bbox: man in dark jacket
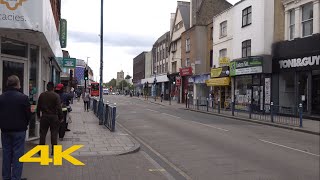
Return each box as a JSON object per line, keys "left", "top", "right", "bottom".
{"left": 0, "top": 75, "right": 31, "bottom": 180}
{"left": 37, "top": 82, "right": 63, "bottom": 155}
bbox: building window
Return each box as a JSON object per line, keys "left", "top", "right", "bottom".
{"left": 186, "top": 38, "right": 190, "bottom": 52}
{"left": 242, "top": 40, "right": 251, "bottom": 58}
{"left": 162, "top": 64, "right": 165, "bottom": 73}
{"left": 289, "top": 9, "right": 295, "bottom": 40}
{"left": 1, "top": 38, "right": 28, "bottom": 58}
{"left": 174, "top": 21, "right": 184, "bottom": 32}
{"left": 302, "top": 3, "right": 313, "bottom": 37}
{"left": 172, "top": 62, "right": 177, "bottom": 73}
{"left": 219, "top": 48, "right": 227, "bottom": 58}
{"left": 171, "top": 41, "right": 177, "bottom": 52}
{"left": 242, "top": 6, "right": 252, "bottom": 27}
{"left": 220, "top": 21, "right": 227, "bottom": 37}
{"left": 186, "top": 58, "right": 190, "bottom": 67}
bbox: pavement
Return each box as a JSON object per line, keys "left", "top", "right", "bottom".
{"left": 132, "top": 96, "right": 320, "bottom": 135}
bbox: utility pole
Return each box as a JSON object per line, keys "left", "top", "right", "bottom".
{"left": 85, "top": 57, "right": 90, "bottom": 92}
{"left": 99, "top": 0, "right": 104, "bottom": 100}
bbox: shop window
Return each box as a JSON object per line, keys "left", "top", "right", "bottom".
{"left": 279, "top": 72, "right": 295, "bottom": 108}
{"left": 1, "top": 38, "right": 28, "bottom": 58}
{"left": 242, "top": 6, "right": 252, "bottom": 27}
{"left": 242, "top": 40, "right": 251, "bottom": 58}
{"left": 289, "top": 9, "right": 295, "bottom": 40}
{"left": 235, "top": 75, "right": 252, "bottom": 111}
{"left": 302, "top": 3, "right": 313, "bottom": 37}
{"left": 220, "top": 21, "right": 227, "bottom": 38}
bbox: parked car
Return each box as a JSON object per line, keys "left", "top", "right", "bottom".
{"left": 103, "top": 89, "right": 109, "bottom": 95}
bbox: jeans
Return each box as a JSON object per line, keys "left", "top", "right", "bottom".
{"left": 84, "top": 101, "right": 89, "bottom": 111}
{"left": 40, "top": 114, "right": 60, "bottom": 146}
{"left": 1, "top": 131, "right": 26, "bottom": 180}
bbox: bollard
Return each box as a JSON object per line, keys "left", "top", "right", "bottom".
{"left": 299, "top": 103, "right": 303, "bottom": 127}
{"left": 112, "top": 103, "right": 117, "bottom": 132}
{"left": 249, "top": 103, "right": 252, "bottom": 119}
{"left": 270, "top": 102, "right": 274, "bottom": 123}
{"left": 218, "top": 99, "right": 221, "bottom": 114}
{"left": 231, "top": 101, "right": 235, "bottom": 116}
{"left": 197, "top": 97, "right": 199, "bottom": 110}
{"left": 206, "top": 98, "right": 209, "bottom": 112}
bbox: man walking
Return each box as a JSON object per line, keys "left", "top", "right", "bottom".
{"left": 0, "top": 75, "right": 31, "bottom": 180}
{"left": 37, "top": 82, "right": 63, "bottom": 155}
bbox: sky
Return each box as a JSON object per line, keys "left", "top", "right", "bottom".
{"left": 61, "top": 0, "right": 239, "bottom": 82}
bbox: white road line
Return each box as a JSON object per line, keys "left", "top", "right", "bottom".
{"left": 146, "top": 109, "right": 159, "bottom": 113}
{"left": 188, "top": 121, "right": 229, "bottom": 132}
{"left": 259, "top": 139, "right": 320, "bottom": 157}
{"left": 140, "top": 151, "right": 176, "bottom": 180}
{"left": 116, "top": 122, "right": 192, "bottom": 180}
{"left": 161, "top": 113, "right": 181, "bottom": 119}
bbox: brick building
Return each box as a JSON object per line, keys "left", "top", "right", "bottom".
{"left": 50, "top": 0, "right": 61, "bottom": 31}
{"left": 133, "top": 52, "right": 147, "bottom": 94}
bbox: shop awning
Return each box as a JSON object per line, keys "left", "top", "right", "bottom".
{"left": 206, "top": 77, "right": 230, "bottom": 86}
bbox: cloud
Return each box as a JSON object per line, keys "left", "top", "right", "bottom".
{"left": 68, "top": 30, "right": 156, "bottom": 49}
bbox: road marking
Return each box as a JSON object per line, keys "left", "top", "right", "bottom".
{"left": 141, "top": 151, "right": 175, "bottom": 180}
{"left": 117, "top": 122, "right": 192, "bottom": 180}
{"left": 146, "top": 109, "right": 159, "bottom": 113}
{"left": 161, "top": 113, "right": 181, "bottom": 119}
{"left": 259, "top": 139, "right": 320, "bottom": 157}
{"left": 186, "top": 120, "right": 229, "bottom": 132}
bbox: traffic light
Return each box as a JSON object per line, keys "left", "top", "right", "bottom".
{"left": 84, "top": 69, "right": 89, "bottom": 80}
{"left": 69, "top": 69, "right": 73, "bottom": 78}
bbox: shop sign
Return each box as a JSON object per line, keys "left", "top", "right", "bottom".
{"left": 230, "top": 57, "right": 263, "bottom": 76}
{"left": 211, "top": 66, "right": 230, "bottom": 78}
{"left": 206, "top": 77, "right": 230, "bottom": 86}
{"left": 60, "top": 19, "right": 67, "bottom": 48}
{"left": 179, "top": 67, "right": 193, "bottom": 76}
{"left": 279, "top": 55, "right": 320, "bottom": 69}
{"left": 62, "top": 58, "right": 76, "bottom": 68}
{"left": 176, "top": 77, "right": 181, "bottom": 86}
{"left": 219, "top": 57, "right": 230, "bottom": 66}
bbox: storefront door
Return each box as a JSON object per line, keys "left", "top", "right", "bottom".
{"left": 312, "top": 70, "right": 320, "bottom": 115}
{"left": 0, "top": 57, "right": 28, "bottom": 95}
{"left": 298, "top": 72, "right": 309, "bottom": 112}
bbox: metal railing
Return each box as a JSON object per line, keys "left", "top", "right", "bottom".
{"left": 186, "top": 98, "right": 303, "bottom": 127}
{"left": 89, "top": 98, "right": 117, "bottom": 132}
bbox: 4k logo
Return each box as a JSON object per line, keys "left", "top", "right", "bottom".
{"left": 0, "top": 0, "right": 26, "bottom": 11}
{"left": 19, "top": 145, "right": 85, "bottom": 166}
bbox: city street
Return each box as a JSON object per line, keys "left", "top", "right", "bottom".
{"left": 108, "top": 95, "right": 320, "bottom": 180}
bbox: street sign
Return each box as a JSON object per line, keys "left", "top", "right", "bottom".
{"left": 60, "top": 19, "right": 67, "bottom": 48}
{"left": 62, "top": 58, "right": 76, "bottom": 68}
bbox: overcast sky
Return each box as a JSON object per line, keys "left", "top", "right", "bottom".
{"left": 61, "top": 0, "right": 239, "bottom": 82}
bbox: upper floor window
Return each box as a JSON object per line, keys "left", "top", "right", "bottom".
{"left": 242, "top": 6, "right": 252, "bottom": 27}
{"left": 302, "top": 3, "right": 313, "bottom": 37}
{"left": 242, "top": 40, "right": 251, "bottom": 58}
{"left": 1, "top": 38, "right": 28, "bottom": 58}
{"left": 219, "top": 48, "right": 227, "bottom": 58}
{"left": 171, "top": 41, "right": 177, "bottom": 52}
{"left": 174, "top": 21, "right": 184, "bottom": 32}
{"left": 220, "top": 21, "right": 227, "bottom": 38}
{"left": 186, "top": 38, "right": 191, "bottom": 52}
{"left": 186, "top": 58, "right": 190, "bottom": 67}
{"left": 289, "top": 9, "right": 295, "bottom": 40}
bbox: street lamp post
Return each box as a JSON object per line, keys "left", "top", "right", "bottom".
{"left": 99, "top": 0, "right": 104, "bottom": 101}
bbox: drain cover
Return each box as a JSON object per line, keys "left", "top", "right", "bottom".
{"left": 73, "top": 131, "right": 87, "bottom": 135}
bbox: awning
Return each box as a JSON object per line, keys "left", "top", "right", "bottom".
{"left": 206, "top": 77, "right": 230, "bottom": 86}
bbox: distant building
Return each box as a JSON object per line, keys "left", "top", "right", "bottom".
{"left": 116, "top": 70, "right": 124, "bottom": 86}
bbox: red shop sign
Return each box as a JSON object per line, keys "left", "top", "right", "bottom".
{"left": 179, "top": 67, "right": 193, "bottom": 76}
{"left": 176, "top": 77, "right": 181, "bottom": 86}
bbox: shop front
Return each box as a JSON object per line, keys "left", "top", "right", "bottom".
{"left": 0, "top": 0, "right": 63, "bottom": 142}
{"left": 193, "top": 74, "right": 210, "bottom": 102}
{"left": 272, "top": 34, "right": 320, "bottom": 116}
{"left": 230, "top": 56, "right": 272, "bottom": 112}
{"left": 206, "top": 67, "right": 231, "bottom": 109}
{"left": 180, "top": 67, "right": 193, "bottom": 103}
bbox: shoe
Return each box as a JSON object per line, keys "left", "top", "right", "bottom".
{"left": 65, "top": 129, "right": 71, "bottom": 131}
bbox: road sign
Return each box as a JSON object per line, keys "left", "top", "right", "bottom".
{"left": 62, "top": 58, "right": 76, "bottom": 68}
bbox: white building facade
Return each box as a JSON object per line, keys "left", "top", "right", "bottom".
{"left": 0, "top": 0, "right": 63, "bottom": 141}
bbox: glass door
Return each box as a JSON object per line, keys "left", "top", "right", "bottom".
{"left": 0, "top": 57, "right": 28, "bottom": 95}
{"left": 312, "top": 70, "right": 320, "bottom": 115}
{"left": 298, "top": 72, "right": 309, "bottom": 112}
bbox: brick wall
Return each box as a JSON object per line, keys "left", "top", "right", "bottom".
{"left": 50, "top": 0, "right": 61, "bottom": 32}
{"left": 181, "top": 27, "right": 196, "bottom": 69}
{"left": 133, "top": 52, "right": 146, "bottom": 83}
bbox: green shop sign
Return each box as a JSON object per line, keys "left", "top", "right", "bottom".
{"left": 230, "top": 57, "right": 263, "bottom": 76}
{"left": 60, "top": 19, "right": 67, "bottom": 48}
{"left": 62, "top": 58, "right": 76, "bottom": 68}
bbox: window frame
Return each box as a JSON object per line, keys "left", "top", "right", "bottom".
{"left": 220, "top": 21, "right": 227, "bottom": 38}
{"left": 242, "top": 39, "right": 251, "bottom": 58}
{"left": 301, "top": 2, "right": 313, "bottom": 37}
{"left": 186, "top": 38, "right": 190, "bottom": 52}
{"left": 289, "top": 9, "right": 295, "bottom": 40}
{"left": 242, "top": 6, "right": 252, "bottom": 27}
{"left": 219, "top": 48, "right": 227, "bottom": 59}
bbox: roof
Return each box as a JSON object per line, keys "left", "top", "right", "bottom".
{"left": 178, "top": 3, "right": 191, "bottom": 30}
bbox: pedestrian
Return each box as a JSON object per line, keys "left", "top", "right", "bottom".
{"left": 70, "top": 87, "right": 75, "bottom": 104}
{"left": 37, "top": 82, "right": 63, "bottom": 155}
{"left": 83, "top": 90, "right": 90, "bottom": 112}
{"left": 76, "top": 88, "right": 81, "bottom": 102}
{"left": 160, "top": 93, "right": 164, "bottom": 102}
{"left": 55, "top": 84, "right": 71, "bottom": 140}
{"left": 0, "top": 75, "right": 30, "bottom": 180}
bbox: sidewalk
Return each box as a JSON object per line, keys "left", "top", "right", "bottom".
{"left": 132, "top": 96, "right": 320, "bottom": 135}
{"left": 28, "top": 100, "right": 140, "bottom": 156}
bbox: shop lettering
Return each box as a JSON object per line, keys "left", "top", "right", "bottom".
{"left": 236, "top": 61, "right": 249, "bottom": 68}
{"left": 279, "top": 55, "right": 320, "bottom": 69}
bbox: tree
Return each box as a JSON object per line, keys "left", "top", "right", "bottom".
{"left": 125, "top": 75, "right": 132, "bottom": 80}
{"left": 108, "top": 78, "right": 117, "bottom": 88}
{"left": 117, "top": 80, "right": 128, "bottom": 90}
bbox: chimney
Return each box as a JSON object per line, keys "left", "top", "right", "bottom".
{"left": 170, "top": 13, "right": 176, "bottom": 33}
